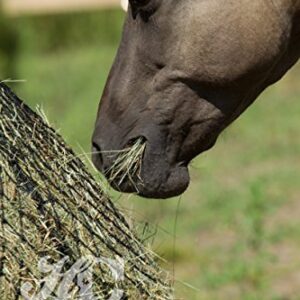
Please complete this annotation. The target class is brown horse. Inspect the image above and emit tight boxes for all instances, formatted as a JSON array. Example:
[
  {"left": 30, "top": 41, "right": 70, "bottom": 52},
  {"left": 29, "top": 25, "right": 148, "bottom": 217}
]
[{"left": 92, "top": 0, "right": 300, "bottom": 199}]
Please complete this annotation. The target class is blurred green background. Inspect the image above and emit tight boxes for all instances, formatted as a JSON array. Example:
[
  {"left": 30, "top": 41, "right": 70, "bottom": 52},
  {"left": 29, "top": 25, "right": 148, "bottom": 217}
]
[{"left": 1, "top": 5, "right": 300, "bottom": 300}]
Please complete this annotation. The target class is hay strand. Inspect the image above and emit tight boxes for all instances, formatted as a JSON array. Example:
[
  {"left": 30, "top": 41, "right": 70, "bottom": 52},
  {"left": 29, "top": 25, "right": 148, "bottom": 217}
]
[{"left": 106, "top": 138, "right": 146, "bottom": 193}]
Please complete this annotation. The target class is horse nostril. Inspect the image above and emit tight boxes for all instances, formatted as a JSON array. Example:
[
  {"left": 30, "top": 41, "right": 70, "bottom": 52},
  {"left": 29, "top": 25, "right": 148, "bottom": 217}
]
[
  {"left": 125, "top": 136, "right": 147, "bottom": 148},
  {"left": 92, "top": 142, "right": 103, "bottom": 170}
]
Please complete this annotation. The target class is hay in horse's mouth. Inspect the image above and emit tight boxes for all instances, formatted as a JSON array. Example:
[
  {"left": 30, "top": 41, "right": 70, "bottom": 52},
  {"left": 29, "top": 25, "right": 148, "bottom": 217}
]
[{"left": 105, "top": 137, "right": 146, "bottom": 192}]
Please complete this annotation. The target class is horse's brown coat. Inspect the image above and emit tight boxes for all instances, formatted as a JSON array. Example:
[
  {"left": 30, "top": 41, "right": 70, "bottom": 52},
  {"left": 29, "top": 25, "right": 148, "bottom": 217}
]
[{"left": 92, "top": 0, "right": 300, "bottom": 198}]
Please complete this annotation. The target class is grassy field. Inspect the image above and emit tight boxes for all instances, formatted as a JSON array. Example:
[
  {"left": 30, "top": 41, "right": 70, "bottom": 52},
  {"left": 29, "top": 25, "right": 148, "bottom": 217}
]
[{"left": 13, "top": 29, "right": 300, "bottom": 300}]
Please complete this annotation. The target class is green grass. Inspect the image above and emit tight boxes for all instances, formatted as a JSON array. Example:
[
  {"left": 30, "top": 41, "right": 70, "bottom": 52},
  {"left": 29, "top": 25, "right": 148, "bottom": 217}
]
[
  {"left": 14, "top": 9, "right": 125, "bottom": 53},
  {"left": 13, "top": 38, "right": 300, "bottom": 300},
  {"left": 15, "top": 45, "right": 117, "bottom": 150}
]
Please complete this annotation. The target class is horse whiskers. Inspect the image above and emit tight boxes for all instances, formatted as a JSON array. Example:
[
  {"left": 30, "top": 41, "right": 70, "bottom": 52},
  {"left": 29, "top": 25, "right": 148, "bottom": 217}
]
[{"left": 54, "top": 147, "right": 137, "bottom": 170}]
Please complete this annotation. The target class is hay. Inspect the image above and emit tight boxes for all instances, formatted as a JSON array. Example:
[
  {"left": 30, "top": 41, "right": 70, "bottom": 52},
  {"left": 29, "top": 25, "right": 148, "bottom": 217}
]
[
  {"left": 0, "top": 83, "right": 173, "bottom": 299},
  {"left": 106, "top": 138, "right": 146, "bottom": 193}
]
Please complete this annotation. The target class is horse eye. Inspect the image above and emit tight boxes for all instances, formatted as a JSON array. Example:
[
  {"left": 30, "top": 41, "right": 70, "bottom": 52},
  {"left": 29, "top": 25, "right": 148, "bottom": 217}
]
[
  {"left": 129, "top": 0, "right": 152, "bottom": 19},
  {"left": 130, "top": 0, "right": 150, "bottom": 8}
]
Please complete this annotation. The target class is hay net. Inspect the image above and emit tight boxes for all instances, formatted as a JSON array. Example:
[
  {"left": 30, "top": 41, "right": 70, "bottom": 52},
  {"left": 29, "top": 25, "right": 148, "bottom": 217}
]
[{"left": 0, "top": 83, "right": 173, "bottom": 300}]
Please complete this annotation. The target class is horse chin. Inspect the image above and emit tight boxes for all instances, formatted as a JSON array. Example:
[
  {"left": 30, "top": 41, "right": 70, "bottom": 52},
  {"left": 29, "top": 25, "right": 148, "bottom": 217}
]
[
  {"left": 139, "top": 164, "right": 190, "bottom": 199},
  {"left": 109, "top": 162, "right": 190, "bottom": 199}
]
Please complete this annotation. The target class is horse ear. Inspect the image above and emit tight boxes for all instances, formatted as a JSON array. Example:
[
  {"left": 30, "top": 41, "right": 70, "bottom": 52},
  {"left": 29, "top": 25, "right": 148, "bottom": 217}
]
[{"left": 121, "top": 0, "right": 128, "bottom": 11}]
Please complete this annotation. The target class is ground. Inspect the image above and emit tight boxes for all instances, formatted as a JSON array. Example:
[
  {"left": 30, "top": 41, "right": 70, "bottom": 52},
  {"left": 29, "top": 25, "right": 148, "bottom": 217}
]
[{"left": 15, "top": 44, "right": 300, "bottom": 300}]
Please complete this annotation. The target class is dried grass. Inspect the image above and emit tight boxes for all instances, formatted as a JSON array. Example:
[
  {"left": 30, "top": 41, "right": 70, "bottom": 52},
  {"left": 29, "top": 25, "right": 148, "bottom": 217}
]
[{"left": 106, "top": 138, "right": 146, "bottom": 193}]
